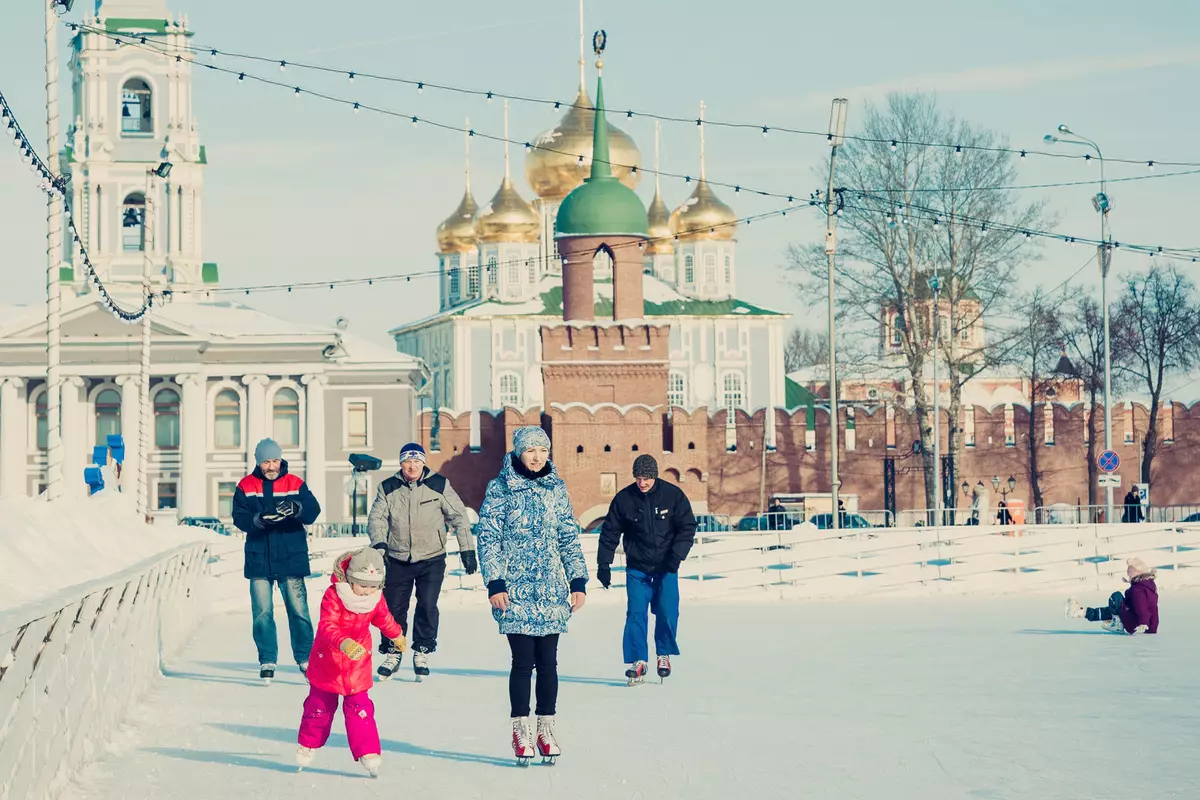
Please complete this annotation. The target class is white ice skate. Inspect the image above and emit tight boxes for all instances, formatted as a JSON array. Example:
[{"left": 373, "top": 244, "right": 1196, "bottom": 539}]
[
  {"left": 511, "top": 717, "right": 535, "bottom": 766},
  {"left": 413, "top": 651, "right": 430, "bottom": 682},
  {"left": 1101, "top": 617, "right": 1127, "bottom": 634},
  {"left": 536, "top": 715, "right": 561, "bottom": 765},
  {"left": 295, "top": 746, "right": 314, "bottom": 771},
  {"left": 1133, "top": 624, "right": 1149, "bottom": 634},
  {"left": 1065, "top": 598, "right": 1085, "bottom": 619},
  {"left": 359, "top": 753, "right": 382, "bottom": 778}
]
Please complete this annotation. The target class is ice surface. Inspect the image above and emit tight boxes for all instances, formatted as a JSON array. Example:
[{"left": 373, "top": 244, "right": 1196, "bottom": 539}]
[{"left": 63, "top": 594, "right": 1200, "bottom": 800}]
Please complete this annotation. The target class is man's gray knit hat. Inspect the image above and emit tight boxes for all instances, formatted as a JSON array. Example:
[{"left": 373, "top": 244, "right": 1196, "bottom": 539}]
[{"left": 632, "top": 454, "right": 659, "bottom": 479}]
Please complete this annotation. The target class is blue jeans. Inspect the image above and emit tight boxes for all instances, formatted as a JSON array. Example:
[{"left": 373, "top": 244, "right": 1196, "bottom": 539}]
[
  {"left": 622, "top": 569, "right": 680, "bottom": 664},
  {"left": 249, "top": 577, "right": 314, "bottom": 666}
]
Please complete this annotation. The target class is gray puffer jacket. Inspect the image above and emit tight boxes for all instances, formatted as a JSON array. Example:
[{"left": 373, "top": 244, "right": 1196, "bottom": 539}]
[{"left": 367, "top": 468, "right": 473, "bottom": 563}]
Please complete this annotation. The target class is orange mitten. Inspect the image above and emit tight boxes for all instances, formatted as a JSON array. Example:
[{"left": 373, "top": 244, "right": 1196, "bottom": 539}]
[{"left": 339, "top": 638, "right": 367, "bottom": 660}]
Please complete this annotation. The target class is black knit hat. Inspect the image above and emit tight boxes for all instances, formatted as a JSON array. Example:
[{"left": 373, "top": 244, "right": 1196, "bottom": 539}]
[{"left": 632, "top": 454, "right": 659, "bottom": 479}]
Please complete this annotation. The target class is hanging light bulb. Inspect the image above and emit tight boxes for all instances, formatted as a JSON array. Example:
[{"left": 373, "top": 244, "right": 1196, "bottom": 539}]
[
  {"left": 933, "top": 216, "right": 941, "bottom": 227},
  {"left": 238, "top": 72, "right": 245, "bottom": 82},
  {"left": 279, "top": 60, "right": 287, "bottom": 72},
  {"left": 524, "top": 142, "right": 532, "bottom": 153},
  {"left": 348, "top": 71, "right": 355, "bottom": 83},
  {"left": 352, "top": 102, "right": 360, "bottom": 114},
  {"left": 1147, "top": 160, "right": 1155, "bottom": 170},
  {"left": 417, "top": 82, "right": 424, "bottom": 93},
  {"left": 411, "top": 116, "right": 418, "bottom": 127},
  {"left": 954, "top": 145, "right": 962, "bottom": 155},
  {"left": 1019, "top": 150, "right": 1027, "bottom": 159},
  {"left": 294, "top": 87, "right": 302, "bottom": 97},
  {"left": 577, "top": 154, "right": 584, "bottom": 164},
  {"left": 890, "top": 140, "right": 898, "bottom": 151},
  {"left": 761, "top": 126, "right": 769, "bottom": 138},
  {"left": 486, "top": 91, "right": 494, "bottom": 103},
  {"left": 209, "top": 49, "right": 217, "bottom": 61}
]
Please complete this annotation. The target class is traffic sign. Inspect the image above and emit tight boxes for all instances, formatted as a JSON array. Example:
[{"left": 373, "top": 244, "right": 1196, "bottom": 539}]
[
  {"left": 1098, "top": 450, "right": 1120, "bottom": 473},
  {"left": 1098, "top": 474, "right": 1122, "bottom": 488}
]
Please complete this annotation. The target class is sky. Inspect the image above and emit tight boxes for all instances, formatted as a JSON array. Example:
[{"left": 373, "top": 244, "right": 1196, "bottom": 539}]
[{"left": 1, "top": 0, "right": 1198, "bottom": 347}]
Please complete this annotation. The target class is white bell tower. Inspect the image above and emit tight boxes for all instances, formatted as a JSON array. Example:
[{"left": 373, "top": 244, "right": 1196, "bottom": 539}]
[{"left": 64, "top": 0, "right": 214, "bottom": 297}]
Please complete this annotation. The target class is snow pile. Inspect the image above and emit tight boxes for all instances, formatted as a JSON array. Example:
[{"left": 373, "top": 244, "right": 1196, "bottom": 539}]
[{"left": 0, "top": 492, "right": 216, "bottom": 614}]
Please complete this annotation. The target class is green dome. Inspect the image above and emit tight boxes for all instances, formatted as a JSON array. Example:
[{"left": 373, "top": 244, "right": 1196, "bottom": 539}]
[{"left": 554, "top": 73, "right": 648, "bottom": 239}]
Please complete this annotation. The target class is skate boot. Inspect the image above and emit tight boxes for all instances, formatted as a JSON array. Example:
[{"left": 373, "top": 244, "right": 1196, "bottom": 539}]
[
  {"left": 1064, "top": 598, "right": 1085, "bottom": 619},
  {"left": 511, "top": 717, "right": 535, "bottom": 766},
  {"left": 376, "top": 651, "right": 403, "bottom": 681},
  {"left": 298, "top": 661, "right": 309, "bottom": 677},
  {"left": 295, "top": 746, "right": 314, "bottom": 771},
  {"left": 259, "top": 663, "right": 276, "bottom": 685},
  {"left": 657, "top": 655, "right": 672, "bottom": 681},
  {"left": 1102, "top": 616, "right": 1127, "bottom": 634},
  {"left": 359, "top": 753, "right": 382, "bottom": 778},
  {"left": 625, "top": 660, "right": 647, "bottom": 686},
  {"left": 413, "top": 651, "right": 430, "bottom": 682},
  {"left": 536, "top": 715, "right": 561, "bottom": 764}
]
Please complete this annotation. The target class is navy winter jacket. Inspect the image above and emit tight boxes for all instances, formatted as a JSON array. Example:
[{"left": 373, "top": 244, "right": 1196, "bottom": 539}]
[
  {"left": 231, "top": 460, "right": 321, "bottom": 579},
  {"left": 598, "top": 479, "right": 697, "bottom": 574}
]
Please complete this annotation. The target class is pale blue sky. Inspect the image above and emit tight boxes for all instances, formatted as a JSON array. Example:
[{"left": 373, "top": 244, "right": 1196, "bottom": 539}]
[{"left": 1, "top": 0, "right": 1198, "bottom": 344}]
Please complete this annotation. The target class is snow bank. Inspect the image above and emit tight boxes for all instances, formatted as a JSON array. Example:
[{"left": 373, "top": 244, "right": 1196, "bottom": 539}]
[{"left": 0, "top": 492, "right": 216, "bottom": 614}]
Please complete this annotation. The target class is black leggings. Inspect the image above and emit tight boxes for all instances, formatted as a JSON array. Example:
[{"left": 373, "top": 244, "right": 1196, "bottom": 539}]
[
  {"left": 507, "top": 634, "right": 559, "bottom": 718},
  {"left": 1086, "top": 591, "right": 1125, "bottom": 622}
]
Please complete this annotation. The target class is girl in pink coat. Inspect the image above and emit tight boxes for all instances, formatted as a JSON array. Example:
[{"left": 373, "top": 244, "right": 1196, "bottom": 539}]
[{"left": 296, "top": 547, "right": 405, "bottom": 777}]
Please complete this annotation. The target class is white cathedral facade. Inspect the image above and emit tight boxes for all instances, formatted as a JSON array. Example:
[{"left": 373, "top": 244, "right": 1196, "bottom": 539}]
[{"left": 0, "top": 0, "right": 425, "bottom": 524}]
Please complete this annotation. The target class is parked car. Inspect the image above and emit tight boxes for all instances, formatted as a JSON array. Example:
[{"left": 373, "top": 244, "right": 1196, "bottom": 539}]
[
  {"left": 807, "top": 512, "right": 874, "bottom": 530},
  {"left": 1181, "top": 512, "right": 1200, "bottom": 523},
  {"left": 180, "top": 516, "right": 235, "bottom": 536},
  {"left": 737, "top": 513, "right": 804, "bottom": 532}
]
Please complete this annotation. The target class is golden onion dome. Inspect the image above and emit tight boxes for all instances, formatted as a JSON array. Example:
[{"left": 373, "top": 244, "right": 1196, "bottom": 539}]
[
  {"left": 524, "top": 85, "right": 642, "bottom": 201},
  {"left": 646, "top": 188, "right": 673, "bottom": 254},
  {"left": 671, "top": 180, "right": 737, "bottom": 242},
  {"left": 435, "top": 188, "right": 479, "bottom": 254},
  {"left": 475, "top": 176, "right": 539, "bottom": 243}
]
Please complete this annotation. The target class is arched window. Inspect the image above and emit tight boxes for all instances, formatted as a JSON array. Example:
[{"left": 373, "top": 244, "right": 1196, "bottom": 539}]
[
  {"left": 722, "top": 372, "right": 744, "bottom": 413},
  {"left": 506, "top": 262, "right": 520, "bottom": 288},
  {"left": 95, "top": 389, "right": 121, "bottom": 444},
  {"left": 122, "top": 193, "right": 146, "bottom": 252},
  {"left": 449, "top": 265, "right": 460, "bottom": 297},
  {"left": 154, "top": 388, "right": 180, "bottom": 449},
  {"left": 214, "top": 389, "right": 241, "bottom": 448},
  {"left": 487, "top": 256, "right": 499, "bottom": 286},
  {"left": 468, "top": 264, "right": 481, "bottom": 295},
  {"left": 527, "top": 260, "right": 537, "bottom": 284},
  {"left": 668, "top": 372, "right": 687, "bottom": 408},
  {"left": 705, "top": 253, "right": 717, "bottom": 284},
  {"left": 498, "top": 372, "right": 522, "bottom": 407},
  {"left": 593, "top": 247, "right": 614, "bottom": 279},
  {"left": 121, "top": 78, "right": 153, "bottom": 134},
  {"left": 273, "top": 387, "right": 300, "bottom": 447},
  {"left": 724, "top": 255, "right": 732, "bottom": 283},
  {"left": 684, "top": 255, "right": 694, "bottom": 284},
  {"left": 35, "top": 391, "right": 48, "bottom": 451}
]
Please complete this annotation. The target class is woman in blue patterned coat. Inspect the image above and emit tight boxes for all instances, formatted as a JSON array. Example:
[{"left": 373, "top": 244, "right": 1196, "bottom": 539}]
[{"left": 477, "top": 425, "right": 588, "bottom": 765}]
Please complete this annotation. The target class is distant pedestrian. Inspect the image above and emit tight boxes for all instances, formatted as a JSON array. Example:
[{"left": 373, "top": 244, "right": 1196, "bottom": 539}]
[
  {"left": 232, "top": 438, "right": 322, "bottom": 684},
  {"left": 1122, "top": 488, "right": 1144, "bottom": 524},
  {"left": 598, "top": 454, "right": 697, "bottom": 685},
  {"left": 367, "top": 442, "right": 475, "bottom": 681}
]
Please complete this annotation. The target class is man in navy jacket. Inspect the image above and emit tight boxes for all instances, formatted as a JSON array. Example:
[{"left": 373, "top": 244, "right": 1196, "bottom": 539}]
[{"left": 232, "top": 438, "right": 322, "bottom": 682}]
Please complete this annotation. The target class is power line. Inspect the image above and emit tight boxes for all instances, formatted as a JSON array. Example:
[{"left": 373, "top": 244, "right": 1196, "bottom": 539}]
[{"left": 72, "top": 22, "right": 1200, "bottom": 170}]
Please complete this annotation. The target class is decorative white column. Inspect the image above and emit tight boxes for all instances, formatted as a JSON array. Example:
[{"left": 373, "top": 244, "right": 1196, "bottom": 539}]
[
  {"left": 302, "top": 374, "right": 327, "bottom": 519},
  {"left": 243, "top": 375, "right": 269, "bottom": 469},
  {"left": 178, "top": 374, "right": 207, "bottom": 516},
  {"left": 61, "top": 377, "right": 87, "bottom": 498},
  {"left": 116, "top": 374, "right": 141, "bottom": 498},
  {"left": 0, "top": 379, "right": 27, "bottom": 497}
]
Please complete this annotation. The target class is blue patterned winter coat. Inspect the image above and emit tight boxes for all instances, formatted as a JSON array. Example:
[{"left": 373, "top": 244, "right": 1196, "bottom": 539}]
[{"left": 477, "top": 454, "right": 588, "bottom": 636}]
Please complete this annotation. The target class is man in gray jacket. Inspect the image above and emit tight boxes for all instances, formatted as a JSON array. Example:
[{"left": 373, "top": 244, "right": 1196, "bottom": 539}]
[{"left": 369, "top": 442, "right": 475, "bottom": 679}]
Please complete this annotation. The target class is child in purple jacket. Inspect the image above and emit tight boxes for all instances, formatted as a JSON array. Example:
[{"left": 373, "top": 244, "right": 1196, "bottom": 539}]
[{"left": 1066, "top": 557, "right": 1159, "bottom": 634}]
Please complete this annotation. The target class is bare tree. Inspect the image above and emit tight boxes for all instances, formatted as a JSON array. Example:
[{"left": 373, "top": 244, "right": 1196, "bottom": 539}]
[
  {"left": 1061, "top": 295, "right": 1107, "bottom": 510},
  {"left": 786, "top": 93, "right": 1049, "bottom": 510},
  {"left": 1112, "top": 264, "right": 1200, "bottom": 483},
  {"left": 784, "top": 327, "right": 829, "bottom": 373}
]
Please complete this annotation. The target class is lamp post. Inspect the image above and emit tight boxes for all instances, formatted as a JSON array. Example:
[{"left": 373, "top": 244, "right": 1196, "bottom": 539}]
[
  {"left": 992, "top": 474, "right": 1017, "bottom": 501},
  {"left": 1044, "top": 125, "right": 1113, "bottom": 525},
  {"left": 927, "top": 272, "right": 942, "bottom": 526},
  {"left": 137, "top": 160, "right": 171, "bottom": 519},
  {"left": 825, "top": 98, "right": 848, "bottom": 531}
]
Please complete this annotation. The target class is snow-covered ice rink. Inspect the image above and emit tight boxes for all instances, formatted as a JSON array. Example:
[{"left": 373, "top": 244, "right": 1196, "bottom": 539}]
[{"left": 65, "top": 594, "right": 1200, "bottom": 800}]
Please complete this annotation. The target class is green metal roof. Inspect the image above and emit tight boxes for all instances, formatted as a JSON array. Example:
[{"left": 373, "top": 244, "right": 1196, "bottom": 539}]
[
  {"left": 198, "top": 145, "right": 207, "bottom": 165},
  {"left": 785, "top": 377, "right": 817, "bottom": 409},
  {"left": 59, "top": 266, "right": 75, "bottom": 283},
  {"left": 104, "top": 18, "right": 169, "bottom": 34},
  {"left": 202, "top": 263, "right": 219, "bottom": 284},
  {"left": 554, "top": 74, "right": 648, "bottom": 238},
  {"left": 537, "top": 284, "right": 783, "bottom": 318}
]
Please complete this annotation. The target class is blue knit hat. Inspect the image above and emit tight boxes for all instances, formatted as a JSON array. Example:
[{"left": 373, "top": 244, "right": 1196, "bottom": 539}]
[
  {"left": 254, "top": 438, "right": 282, "bottom": 464},
  {"left": 399, "top": 442, "right": 427, "bottom": 464},
  {"left": 512, "top": 426, "right": 551, "bottom": 456}
]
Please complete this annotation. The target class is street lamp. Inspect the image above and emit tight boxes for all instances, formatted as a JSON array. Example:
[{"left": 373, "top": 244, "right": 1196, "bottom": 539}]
[
  {"left": 991, "top": 474, "right": 1017, "bottom": 501},
  {"left": 825, "top": 97, "right": 849, "bottom": 531},
  {"left": 1045, "top": 124, "right": 1114, "bottom": 525},
  {"left": 927, "top": 272, "right": 942, "bottom": 525}
]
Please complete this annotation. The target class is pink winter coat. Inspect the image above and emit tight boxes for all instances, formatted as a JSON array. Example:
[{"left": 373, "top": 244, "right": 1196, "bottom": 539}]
[{"left": 306, "top": 552, "right": 403, "bottom": 696}]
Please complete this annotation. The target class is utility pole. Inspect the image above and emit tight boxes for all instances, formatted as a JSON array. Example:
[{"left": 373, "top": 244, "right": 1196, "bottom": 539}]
[
  {"left": 139, "top": 169, "right": 155, "bottom": 519},
  {"left": 825, "top": 98, "right": 848, "bottom": 529},
  {"left": 45, "top": 0, "right": 67, "bottom": 500},
  {"left": 929, "top": 273, "right": 942, "bottom": 526}
]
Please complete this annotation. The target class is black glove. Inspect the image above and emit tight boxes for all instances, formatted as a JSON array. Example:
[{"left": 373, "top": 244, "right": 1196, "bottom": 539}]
[
  {"left": 276, "top": 498, "right": 302, "bottom": 519},
  {"left": 254, "top": 512, "right": 283, "bottom": 528},
  {"left": 597, "top": 564, "right": 611, "bottom": 589},
  {"left": 460, "top": 550, "right": 478, "bottom": 576},
  {"left": 372, "top": 541, "right": 388, "bottom": 552}
]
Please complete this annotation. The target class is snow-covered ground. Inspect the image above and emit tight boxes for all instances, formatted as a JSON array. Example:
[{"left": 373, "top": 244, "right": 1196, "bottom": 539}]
[{"left": 64, "top": 593, "right": 1200, "bottom": 800}]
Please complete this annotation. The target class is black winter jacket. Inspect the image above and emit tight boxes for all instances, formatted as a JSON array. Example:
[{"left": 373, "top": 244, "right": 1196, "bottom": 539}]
[
  {"left": 598, "top": 480, "right": 697, "bottom": 575},
  {"left": 231, "top": 460, "right": 321, "bottom": 579}
]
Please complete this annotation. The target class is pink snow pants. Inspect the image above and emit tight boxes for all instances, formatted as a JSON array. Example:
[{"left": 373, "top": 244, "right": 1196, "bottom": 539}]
[{"left": 297, "top": 686, "right": 380, "bottom": 760}]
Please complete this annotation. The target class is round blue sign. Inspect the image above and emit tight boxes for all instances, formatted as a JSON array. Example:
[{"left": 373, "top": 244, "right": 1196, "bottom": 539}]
[{"left": 1098, "top": 450, "right": 1120, "bottom": 473}]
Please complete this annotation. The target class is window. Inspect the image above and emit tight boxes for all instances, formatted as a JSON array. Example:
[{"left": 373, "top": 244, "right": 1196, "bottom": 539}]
[
  {"left": 498, "top": 373, "right": 522, "bottom": 407},
  {"left": 705, "top": 264, "right": 716, "bottom": 284},
  {"left": 705, "top": 254, "right": 716, "bottom": 267},
  {"left": 449, "top": 261, "right": 460, "bottom": 296},
  {"left": 724, "top": 255, "right": 731, "bottom": 283},
  {"left": 273, "top": 387, "right": 300, "bottom": 447},
  {"left": 469, "top": 264, "right": 481, "bottom": 295},
  {"left": 593, "top": 248, "right": 614, "bottom": 279},
  {"left": 350, "top": 487, "right": 369, "bottom": 518},
  {"left": 35, "top": 391, "right": 47, "bottom": 450},
  {"left": 684, "top": 255, "right": 694, "bottom": 283},
  {"left": 487, "top": 256, "right": 498, "bottom": 286},
  {"left": 346, "top": 401, "right": 369, "bottom": 447},
  {"left": 506, "top": 262, "right": 520, "bottom": 288},
  {"left": 668, "top": 372, "right": 686, "bottom": 407},
  {"left": 527, "top": 260, "right": 537, "bottom": 284},
  {"left": 890, "top": 317, "right": 902, "bottom": 347},
  {"left": 214, "top": 389, "right": 241, "bottom": 448},
  {"left": 960, "top": 323, "right": 970, "bottom": 342},
  {"left": 122, "top": 194, "right": 145, "bottom": 252},
  {"left": 217, "top": 481, "right": 237, "bottom": 518},
  {"left": 154, "top": 388, "right": 180, "bottom": 449},
  {"left": 157, "top": 482, "right": 178, "bottom": 510},
  {"left": 95, "top": 389, "right": 121, "bottom": 444},
  {"left": 121, "top": 78, "right": 152, "bottom": 134},
  {"left": 722, "top": 372, "right": 744, "bottom": 413}
]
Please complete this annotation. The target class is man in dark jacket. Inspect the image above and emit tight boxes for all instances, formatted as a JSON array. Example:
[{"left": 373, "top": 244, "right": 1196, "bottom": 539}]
[
  {"left": 368, "top": 442, "right": 474, "bottom": 680},
  {"left": 1122, "top": 488, "right": 1145, "bottom": 523},
  {"left": 231, "top": 438, "right": 322, "bottom": 683},
  {"left": 598, "top": 454, "right": 697, "bottom": 683}
]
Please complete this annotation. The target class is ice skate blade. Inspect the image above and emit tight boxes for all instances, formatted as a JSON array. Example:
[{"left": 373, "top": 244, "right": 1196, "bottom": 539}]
[
  {"left": 262, "top": 678, "right": 272, "bottom": 687},
  {"left": 542, "top": 755, "right": 558, "bottom": 765},
  {"left": 516, "top": 756, "right": 533, "bottom": 767}
]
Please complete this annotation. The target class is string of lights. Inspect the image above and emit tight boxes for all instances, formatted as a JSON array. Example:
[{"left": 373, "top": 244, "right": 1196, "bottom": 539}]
[
  {"left": 70, "top": 26, "right": 1200, "bottom": 264},
  {"left": 71, "top": 22, "right": 1200, "bottom": 171},
  {"left": 0, "top": 87, "right": 154, "bottom": 322}
]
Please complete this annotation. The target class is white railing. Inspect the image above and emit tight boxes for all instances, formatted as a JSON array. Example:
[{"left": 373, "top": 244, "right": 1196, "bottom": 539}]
[{"left": 0, "top": 542, "right": 211, "bottom": 800}]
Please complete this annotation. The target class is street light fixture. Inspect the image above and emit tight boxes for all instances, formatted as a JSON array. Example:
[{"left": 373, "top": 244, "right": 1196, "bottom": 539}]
[
  {"left": 1044, "top": 123, "right": 1113, "bottom": 525},
  {"left": 991, "top": 474, "right": 1017, "bottom": 500},
  {"left": 927, "top": 272, "right": 943, "bottom": 526}
]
